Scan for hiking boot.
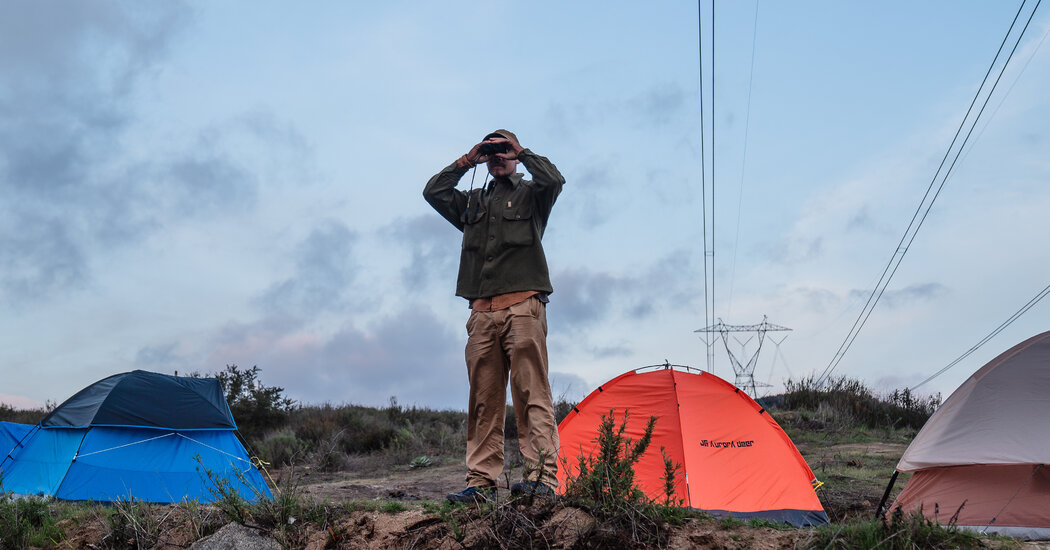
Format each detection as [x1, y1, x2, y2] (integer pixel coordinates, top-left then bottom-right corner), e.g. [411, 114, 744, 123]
[446, 485, 495, 504]
[510, 480, 555, 498]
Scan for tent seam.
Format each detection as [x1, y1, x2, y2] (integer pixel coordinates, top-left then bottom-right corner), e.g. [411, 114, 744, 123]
[670, 369, 691, 508]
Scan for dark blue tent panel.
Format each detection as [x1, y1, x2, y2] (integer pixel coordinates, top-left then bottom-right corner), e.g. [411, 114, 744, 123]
[42, 370, 236, 430]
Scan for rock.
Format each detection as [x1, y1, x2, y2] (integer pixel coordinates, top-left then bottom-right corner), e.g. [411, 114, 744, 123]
[549, 507, 595, 548]
[303, 528, 329, 550]
[188, 523, 281, 550]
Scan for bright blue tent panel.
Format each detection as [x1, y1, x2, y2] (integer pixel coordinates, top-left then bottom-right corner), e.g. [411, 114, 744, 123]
[55, 427, 271, 503]
[0, 427, 86, 496]
[0, 421, 33, 457]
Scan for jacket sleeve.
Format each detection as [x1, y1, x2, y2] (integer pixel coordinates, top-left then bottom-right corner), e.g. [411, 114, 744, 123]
[423, 161, 471, 231]
[518, 149, 565, 222]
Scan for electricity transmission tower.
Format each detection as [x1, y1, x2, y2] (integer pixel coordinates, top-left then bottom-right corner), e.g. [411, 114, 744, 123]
[694, 316, 791, 396]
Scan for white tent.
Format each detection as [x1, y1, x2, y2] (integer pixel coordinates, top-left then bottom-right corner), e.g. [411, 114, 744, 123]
[889, 330, 1050, 539]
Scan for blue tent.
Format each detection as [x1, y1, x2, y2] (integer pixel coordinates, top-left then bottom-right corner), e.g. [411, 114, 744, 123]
[0, 370, 272, 503]
[0, 421, 33, 457]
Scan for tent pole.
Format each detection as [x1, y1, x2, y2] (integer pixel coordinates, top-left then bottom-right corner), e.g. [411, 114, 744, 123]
[874, 471, 899, 520]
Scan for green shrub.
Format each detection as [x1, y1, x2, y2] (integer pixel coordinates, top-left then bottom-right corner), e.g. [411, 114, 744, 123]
[0, 403, 48, 425]
[562, 410, 655, 511]
[212, 365, 297, 442]
[106, 498, 164, 549]
[0, 493, 64, 550]
[779, 375, 939, 431]
[279, 400, 466, 470]
[802, 506, 989, 549]
[254, 429, 309, 467]
[560, 410, 685, 545]
[196, 367, 469, 472]
[553, 398, 578, 424]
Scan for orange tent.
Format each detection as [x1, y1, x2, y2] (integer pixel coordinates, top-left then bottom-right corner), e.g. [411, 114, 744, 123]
[557, 365, 828, 527]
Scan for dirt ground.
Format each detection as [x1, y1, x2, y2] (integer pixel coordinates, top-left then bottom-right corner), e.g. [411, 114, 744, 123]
[292, 461, 466, 503]
[46, 442, 1050, 549]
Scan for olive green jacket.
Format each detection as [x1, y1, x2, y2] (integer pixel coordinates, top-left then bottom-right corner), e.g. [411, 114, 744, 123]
[423, 149, 565, 300]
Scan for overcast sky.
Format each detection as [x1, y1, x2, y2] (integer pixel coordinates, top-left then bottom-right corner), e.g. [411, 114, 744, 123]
[3, 1, 1049, 411]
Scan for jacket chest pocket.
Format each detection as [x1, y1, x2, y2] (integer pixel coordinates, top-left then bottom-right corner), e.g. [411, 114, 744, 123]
[500, 198, 534, 247]
[460, 204, 487, 251]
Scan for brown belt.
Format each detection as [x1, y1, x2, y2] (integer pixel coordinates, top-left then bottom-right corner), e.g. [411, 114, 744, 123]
[470, 291, 539, 312]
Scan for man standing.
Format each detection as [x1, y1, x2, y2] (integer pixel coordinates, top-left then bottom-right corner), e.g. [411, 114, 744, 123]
[424, 129, 565, 503]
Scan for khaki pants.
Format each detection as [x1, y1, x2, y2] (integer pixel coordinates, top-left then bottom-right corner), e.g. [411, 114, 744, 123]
[464, 296, 559, 488]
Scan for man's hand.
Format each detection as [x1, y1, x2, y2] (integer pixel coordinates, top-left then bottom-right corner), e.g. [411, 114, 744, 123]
[462, 134, 525, 168]
[465, 141, 489, 165]
[487, 136, 524, 160]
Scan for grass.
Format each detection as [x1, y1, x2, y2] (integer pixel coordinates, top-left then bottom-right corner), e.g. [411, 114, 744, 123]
[766, 375, 941, 524]
[800, 506, 1024, 550]
[0, 494, 67, 549]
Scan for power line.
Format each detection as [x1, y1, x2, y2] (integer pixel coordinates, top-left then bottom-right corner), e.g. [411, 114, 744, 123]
[711, 0, 716, 341]
[697, 0, 712, 370]
[911, 283, 1050, 392]
[817, 0, 1040, 386]
[727, 0, 761, 318]
[958, 15, 1050, 167]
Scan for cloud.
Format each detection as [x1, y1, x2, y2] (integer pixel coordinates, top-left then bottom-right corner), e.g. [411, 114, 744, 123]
[766, 236, 824, 266]
[259, 220, 361, 316]
[0, 216, 89, 304]
[565, 165, 619, 228]
[549, 371, 589, 403]
[626, 85, 690, 127]
[846, 204, 885, 233]
[847, 282, 947, 309]
[381, 215, 460, 293]
[0, 5, 318, 309]
[587, 344, 634, 360]
[549, 251, 700, 335]
[202, 307, 466, 409]
[543, 83, 692, 136]
[0, 3, 190, 305]
[784, 286, 841, 315]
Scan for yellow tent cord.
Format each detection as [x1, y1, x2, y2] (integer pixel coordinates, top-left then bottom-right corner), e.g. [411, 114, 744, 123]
[251, 456, 281, 496]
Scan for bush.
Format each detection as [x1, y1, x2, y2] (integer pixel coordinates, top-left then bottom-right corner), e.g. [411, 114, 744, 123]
[0, 493, 64, 549]
[253, 429, 309, 467]
[246, 398, 468, 471]
[560, 410, 684, 546]
[0, 403, 49, 425]
[212, 365, 297, 442]
[196, 366, 469, 471]
[802, 506, 988, 549]
[779, 375, 940, 431]
[562, 411, 656, 510]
